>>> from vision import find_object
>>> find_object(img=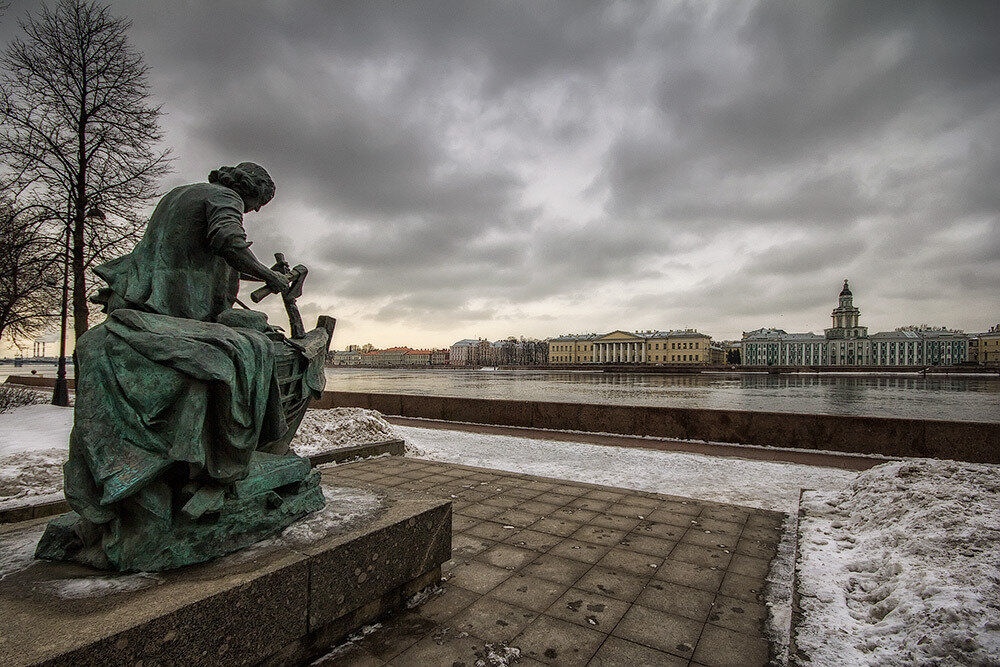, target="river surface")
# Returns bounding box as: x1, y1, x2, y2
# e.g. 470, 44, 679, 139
4, 363, 997, 423
323, 367, 1000, 423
